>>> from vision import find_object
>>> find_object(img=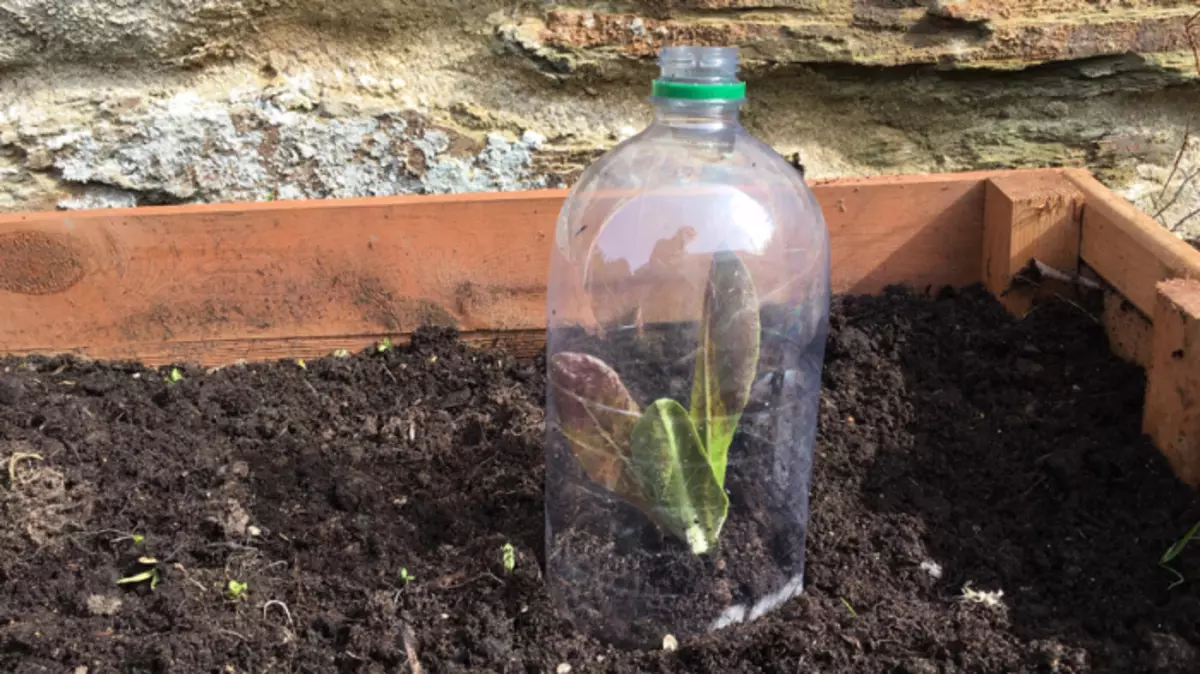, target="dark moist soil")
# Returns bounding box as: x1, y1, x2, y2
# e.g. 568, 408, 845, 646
3, 286, 1200, 673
